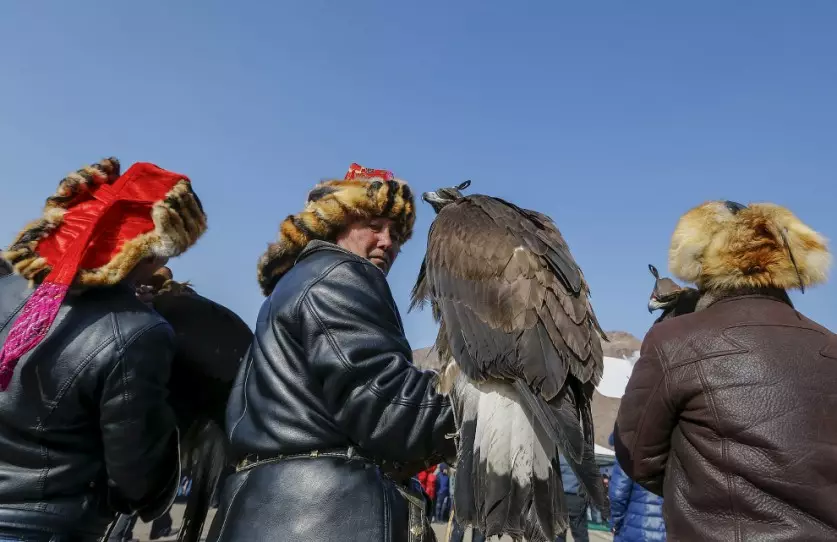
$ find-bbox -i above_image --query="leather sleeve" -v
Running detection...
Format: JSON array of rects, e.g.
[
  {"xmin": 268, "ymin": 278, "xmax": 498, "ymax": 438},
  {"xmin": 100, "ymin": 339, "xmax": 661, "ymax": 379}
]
[
  {"xmin": 613, "ymin": 326, "xmax": 676, "ymax": 496},
  {"xmin": 301, "ymin": 260, "xmax": 456, "ymax": 465},
  {"xmin": 608, "ymin": 460, "xmax": 632, "ymax": 532},
  {"xmin": 100, "ymin": 322, "xmax": 181, "ymax": 520}
]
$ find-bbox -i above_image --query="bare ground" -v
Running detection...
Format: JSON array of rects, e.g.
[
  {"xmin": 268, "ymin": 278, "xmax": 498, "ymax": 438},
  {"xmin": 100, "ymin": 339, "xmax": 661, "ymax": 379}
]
[{"xmin": 132, "ymin": 504, "xmax": 613, "ymax": 541}]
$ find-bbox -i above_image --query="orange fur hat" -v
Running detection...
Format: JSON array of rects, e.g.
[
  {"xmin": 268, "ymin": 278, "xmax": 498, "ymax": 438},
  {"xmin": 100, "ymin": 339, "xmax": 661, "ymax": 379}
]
[
  {"xmin": 257, "ymin": 163, "xmax": 415, "ymax": 296},
  {"xmin": 668, "ymin": 200, "xmax": 830, "ymax": 291}
]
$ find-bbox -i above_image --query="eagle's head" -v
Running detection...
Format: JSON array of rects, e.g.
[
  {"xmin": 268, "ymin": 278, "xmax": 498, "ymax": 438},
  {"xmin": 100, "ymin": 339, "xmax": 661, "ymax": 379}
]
[
  {"xmin": 422, "ymin": 180, "xmax": 471, "ymax": 214},
  {"xmin": 647, "ymin": 263, "xmax": 687, "ymax": 313}
]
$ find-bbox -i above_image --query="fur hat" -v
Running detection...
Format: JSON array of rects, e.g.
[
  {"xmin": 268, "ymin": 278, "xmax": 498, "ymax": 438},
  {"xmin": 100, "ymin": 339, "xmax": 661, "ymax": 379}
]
[
  {"xmin": 669, "ymin": 200, "xmax": 831, "ymax": 291},
  {"xmin": 257, "ymin": 163, "xmax": 415, "ymax": 296},
  {"xmin": 0, "ymin": 158, "xmax": 207, "ymax": 389}
]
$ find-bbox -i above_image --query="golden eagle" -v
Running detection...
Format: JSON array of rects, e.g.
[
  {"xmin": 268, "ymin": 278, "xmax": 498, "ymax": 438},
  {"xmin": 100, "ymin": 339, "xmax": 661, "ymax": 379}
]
[
  {"xmin": 410, "ymin": 181, "xmax": 608, "ymax": 541},
  {"xmin": 647, "ymin": 264, "xmax": 699, "ymax": 322}
]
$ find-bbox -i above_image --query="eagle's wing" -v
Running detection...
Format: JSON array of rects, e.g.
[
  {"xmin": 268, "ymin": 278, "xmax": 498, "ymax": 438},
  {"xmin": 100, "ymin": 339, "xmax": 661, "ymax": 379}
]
[
  {"xmin": 151, "ymin": 288, "xmax": 253, "ymax": 431},
  {"xmin": 150, "ymin": 288, "xmax": 253, "ymax": 542},
  {"xmin": 411, "ymin": 195, "xmax": 607, "ymax": 538},
  {"xmin": 414, "ymin": 194, "xmax": 605, "ymax": 432}
]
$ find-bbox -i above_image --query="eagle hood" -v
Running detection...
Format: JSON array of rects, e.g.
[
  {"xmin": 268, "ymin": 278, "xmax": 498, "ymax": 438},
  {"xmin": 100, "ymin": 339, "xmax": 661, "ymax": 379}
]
[
  {"xmin": 668, "ymin": 200, "xmax": 830, "ymax": 291},
  {"xmin": 256, "ymin": 163, "xmax": 415, "ymax": 296}
]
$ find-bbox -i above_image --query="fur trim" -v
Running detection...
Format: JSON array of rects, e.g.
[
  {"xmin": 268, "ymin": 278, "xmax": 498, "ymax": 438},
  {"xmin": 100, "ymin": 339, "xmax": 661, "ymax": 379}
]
[
  {"xmin": 257, "ymin": 174, "xmax": 415, "ymax": 295},
  {"xmin": 2, "ymin": 158, "xmax": 207, "ymax": 287},
  {"xmin": 669, "ymin": 200, "xmax": 831, "ymax": 291}
]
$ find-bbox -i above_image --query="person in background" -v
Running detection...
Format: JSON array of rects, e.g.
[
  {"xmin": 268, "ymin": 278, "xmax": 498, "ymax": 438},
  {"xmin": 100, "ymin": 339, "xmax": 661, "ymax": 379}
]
[
  {"xmin": 417, "ymin": 465, "xmax": 438, "ymax": 519},
  {"xmin": 555, "ymin": 454, "xmax": 590, "ymax": 542},
  {"xmin": 435, "ymin": 463, "xmax": 451, "ymax": 523},
  {"xmin": 608, "ymin": 433, "xmax": 665, "ymax": 542},
  {"xmin": 588, "ymin": 473, "xmax": 608, "ymax": 525},
  {"xmin": 615, "ymin": 200, "xmax": 837, "ymax": 540},
  {"xmin": 599, "ymin": 474, "xmax": 611, "ymax": 523},
  {"xmin": 0, "ymin": 158, "xmax": 206, "ymax": 541}
]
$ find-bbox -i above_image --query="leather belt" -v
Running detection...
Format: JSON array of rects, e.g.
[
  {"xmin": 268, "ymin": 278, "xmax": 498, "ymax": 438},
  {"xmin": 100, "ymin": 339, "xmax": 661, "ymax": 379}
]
[{"xmin": 235, "ymin": 446, "xmax": 378, "ymax": 472}]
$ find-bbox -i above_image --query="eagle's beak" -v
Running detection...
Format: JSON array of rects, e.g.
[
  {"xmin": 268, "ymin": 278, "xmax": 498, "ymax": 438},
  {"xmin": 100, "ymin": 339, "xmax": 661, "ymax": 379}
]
[
  {"xmin": 422, "ymin": 191, "xmax": 441, "ymax": 204},
  {"xmin": 648, "ymin": 297, "xmax": 663, "ymax": 313}
]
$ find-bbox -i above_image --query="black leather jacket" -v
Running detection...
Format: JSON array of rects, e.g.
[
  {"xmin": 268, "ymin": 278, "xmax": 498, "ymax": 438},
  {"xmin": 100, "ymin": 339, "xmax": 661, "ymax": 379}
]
[
  {"xmin": 0, "ymin": 274, "xmax": 180, "ymax": 540},
  {"xmin": 208, "ymin": 241, "xmax": 455, "ymax": 542}
]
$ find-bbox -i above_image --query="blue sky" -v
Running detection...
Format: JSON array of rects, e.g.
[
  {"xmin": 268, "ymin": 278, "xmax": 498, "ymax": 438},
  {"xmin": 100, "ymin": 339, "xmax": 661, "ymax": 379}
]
[{"xmin": 1, "ymin": 2, "xmax": 835, "ymax": 348}]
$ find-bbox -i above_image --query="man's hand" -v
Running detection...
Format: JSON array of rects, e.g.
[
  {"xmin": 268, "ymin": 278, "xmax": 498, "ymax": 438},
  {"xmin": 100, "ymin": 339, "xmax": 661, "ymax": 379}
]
[{"xmin": 136, "ymin": 285, "xmax": 155, "ymax": 306}]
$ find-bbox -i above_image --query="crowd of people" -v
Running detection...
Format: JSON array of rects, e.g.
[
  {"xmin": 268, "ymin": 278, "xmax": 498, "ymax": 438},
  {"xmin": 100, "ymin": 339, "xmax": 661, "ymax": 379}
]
[
  {"xmin": 0, "ymin": 159, "xmax": 834, "ymax": 542},
  {"xmin": 416, "ymin": 464, "xmax": 452, "ymax": 524}
]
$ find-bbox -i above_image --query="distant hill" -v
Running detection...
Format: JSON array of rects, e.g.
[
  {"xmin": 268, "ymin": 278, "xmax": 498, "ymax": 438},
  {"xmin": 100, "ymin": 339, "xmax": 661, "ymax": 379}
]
[
  {"xmin": 412, "ymin": 330, "xmax": 641, "ymax": 452},
  {"xmin": 602, "ymin": 330, "xmax": 642, "ymax": 359}
]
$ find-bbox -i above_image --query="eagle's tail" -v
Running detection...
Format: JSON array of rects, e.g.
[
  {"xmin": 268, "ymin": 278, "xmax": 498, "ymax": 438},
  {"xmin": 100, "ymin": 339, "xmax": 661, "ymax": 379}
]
[
  {"xmin": 513, "ymin": 380, "xmax": 609, "ymax": 517},
  {"xmin": 452, "ymin": 377, "xmax": 567, "ymax": 542}
]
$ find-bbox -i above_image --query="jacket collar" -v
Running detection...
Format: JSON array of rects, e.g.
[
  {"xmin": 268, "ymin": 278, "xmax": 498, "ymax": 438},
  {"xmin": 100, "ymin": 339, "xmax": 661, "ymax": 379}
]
[
  {"xmin": 695, "ymin": 286, "xmax": 794, "ymax": 312},
  {"xmin": 296, "ymin": 240, "xmax": 370, "ymax": 267}
]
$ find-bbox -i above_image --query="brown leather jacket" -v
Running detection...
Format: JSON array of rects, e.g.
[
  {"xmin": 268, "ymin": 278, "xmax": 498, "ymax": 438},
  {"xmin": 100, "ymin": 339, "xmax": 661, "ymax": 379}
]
[{"xmin": 615, "ymin": 289, "xmax": 837, "ymax": 541}]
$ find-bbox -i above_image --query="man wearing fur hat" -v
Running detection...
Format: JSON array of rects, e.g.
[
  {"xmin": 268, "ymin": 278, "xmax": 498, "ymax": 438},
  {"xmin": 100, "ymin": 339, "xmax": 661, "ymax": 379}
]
[
  {"xmin": 207, "ymin": 164, "xmax": 455, "ymax": 542},
  {"xmin": 614, "ymin": 200, "xmax": 836, "ymax": 541},
  {"xmin": 0, "ymin": 159, "xmax": 207, "ymax": 540}
]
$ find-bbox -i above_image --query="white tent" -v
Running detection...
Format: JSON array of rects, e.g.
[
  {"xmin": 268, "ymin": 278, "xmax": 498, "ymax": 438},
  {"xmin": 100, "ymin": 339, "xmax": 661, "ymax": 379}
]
[{"xmin": 593, "ymin": 354, "xmax": 638, "ymax": 463}]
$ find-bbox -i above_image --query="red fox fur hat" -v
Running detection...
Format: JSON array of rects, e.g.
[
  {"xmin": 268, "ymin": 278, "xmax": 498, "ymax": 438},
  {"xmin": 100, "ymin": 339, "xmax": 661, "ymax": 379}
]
[
  {"xmin": 257, "ymin": 163, "xmax": 415, "ymax": 296},
  {"xmin": 0, "ymin": 158, "xmax": 207, "ymax": 389},
  {"xmin": 669, "ymin": 200, "xmax": 830, "ymax": 292}
]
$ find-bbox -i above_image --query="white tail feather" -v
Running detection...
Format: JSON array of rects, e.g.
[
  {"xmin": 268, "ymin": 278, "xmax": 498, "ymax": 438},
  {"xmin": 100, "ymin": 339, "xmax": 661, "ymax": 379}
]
[
  {"xmin": 452, "ymin": 376, "xmax": 566, "ymax": 541},
  {"xmin": 474, "ymin": 380, "xmax": 540, "ymax": 485}
]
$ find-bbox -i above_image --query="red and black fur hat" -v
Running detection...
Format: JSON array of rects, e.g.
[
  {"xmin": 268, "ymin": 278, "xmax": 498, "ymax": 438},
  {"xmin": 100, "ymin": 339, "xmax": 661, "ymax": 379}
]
[{"xmin": 0, "ymin": 157, "xmax": 207, "ymax": 389}]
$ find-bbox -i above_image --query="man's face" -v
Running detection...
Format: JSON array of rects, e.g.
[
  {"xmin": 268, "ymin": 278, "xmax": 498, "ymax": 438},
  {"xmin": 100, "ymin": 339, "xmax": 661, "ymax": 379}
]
[{"xmin": 335, "ymin": 217, "xmax": 402, "ymax": 275}]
